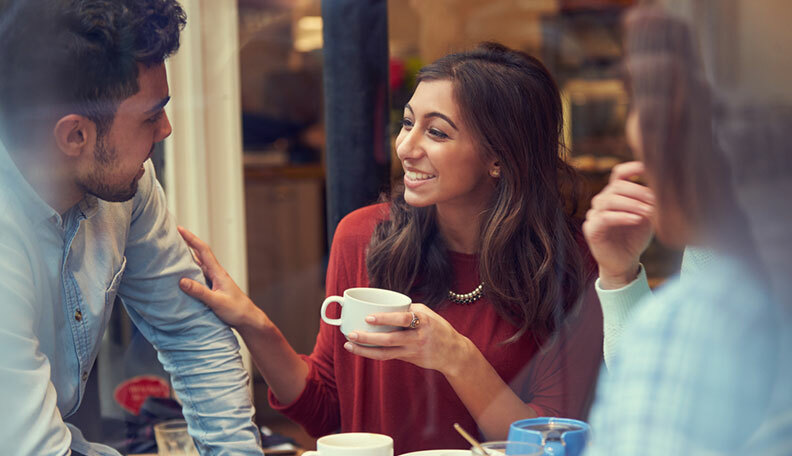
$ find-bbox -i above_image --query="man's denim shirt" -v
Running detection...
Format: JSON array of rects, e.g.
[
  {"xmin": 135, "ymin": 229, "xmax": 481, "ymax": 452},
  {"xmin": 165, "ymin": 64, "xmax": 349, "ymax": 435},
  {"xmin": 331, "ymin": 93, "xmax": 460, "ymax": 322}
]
[{"xmin": 0, "ymin": 139, "xmax": 263, "ymax": 455}]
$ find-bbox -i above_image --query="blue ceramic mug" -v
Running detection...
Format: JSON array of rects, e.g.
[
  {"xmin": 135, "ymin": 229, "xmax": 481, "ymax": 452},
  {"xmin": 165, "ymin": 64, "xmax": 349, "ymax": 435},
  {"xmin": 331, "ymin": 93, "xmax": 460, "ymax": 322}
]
[{"xmin": 508, "ymin": 417, "xmax": 590, "ymax": 456}]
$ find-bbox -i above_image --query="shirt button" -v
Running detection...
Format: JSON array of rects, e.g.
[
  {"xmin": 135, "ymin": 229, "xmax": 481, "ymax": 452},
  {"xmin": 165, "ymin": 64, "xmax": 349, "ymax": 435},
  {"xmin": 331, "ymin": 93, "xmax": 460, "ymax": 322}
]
[
  {"xmin": 82, "ymin": 371, "xmax": 88, "ymax": 382},
  {"xmin": 74, "ymin": 310, "xmax": 82, "ymax": 322}
]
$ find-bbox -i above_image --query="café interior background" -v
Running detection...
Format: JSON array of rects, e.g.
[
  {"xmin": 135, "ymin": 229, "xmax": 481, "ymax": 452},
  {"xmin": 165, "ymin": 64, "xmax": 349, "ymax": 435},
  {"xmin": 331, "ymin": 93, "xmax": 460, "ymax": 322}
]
[{"xmin": 73, "ymin": 0, "xmax": 792, "ymax": 447}]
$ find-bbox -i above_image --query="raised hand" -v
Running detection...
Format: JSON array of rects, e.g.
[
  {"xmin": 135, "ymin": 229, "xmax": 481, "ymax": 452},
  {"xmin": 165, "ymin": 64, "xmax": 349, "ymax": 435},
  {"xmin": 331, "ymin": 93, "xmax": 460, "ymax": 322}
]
[
  {"xmin": 177, "ymin": 226, "xmax": 265, "ymax": 331},
  {"xmin": 583, "ymin": 161, "xmax": 655, "ymax": 289}
]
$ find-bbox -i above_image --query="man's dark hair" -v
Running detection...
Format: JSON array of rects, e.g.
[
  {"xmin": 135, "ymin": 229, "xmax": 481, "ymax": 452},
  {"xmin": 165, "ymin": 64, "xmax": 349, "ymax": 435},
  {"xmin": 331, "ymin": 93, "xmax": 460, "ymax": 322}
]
[{"xmin": 0, "ymin": 0, "xmax": 186, "ymax": 139}]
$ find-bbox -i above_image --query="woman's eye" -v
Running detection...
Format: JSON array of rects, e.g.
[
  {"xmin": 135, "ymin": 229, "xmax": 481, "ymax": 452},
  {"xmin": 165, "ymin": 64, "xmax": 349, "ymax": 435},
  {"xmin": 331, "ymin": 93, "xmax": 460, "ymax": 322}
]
[
  {"xmin": 428, "ymin": 128, "xmax": 449, "ymax": 139},
  {"xmin": 400, "ymin": 117, "xmax": 414, "ymax": 129}
]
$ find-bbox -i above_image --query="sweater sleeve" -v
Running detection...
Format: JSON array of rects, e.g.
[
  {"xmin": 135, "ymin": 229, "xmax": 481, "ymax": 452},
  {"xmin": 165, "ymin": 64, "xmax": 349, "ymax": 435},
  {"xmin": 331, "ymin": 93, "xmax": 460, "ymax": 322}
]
[
  {"xmin": 595, "ymin": 264, "xmax": 652, "ymax": 368},
  {"xmin": 596, "ymin": 247, "xmax": 712, "ymax": 368},
  {"xmin": 267, "ymin": 350, "xmax": 341, "ymax": 437},
  {"xmin": 266, "ymin": 228, "xmax": 350, "ymax": 437},
  {"xmin": 520, "ymin": 283, "xmax": 604, "ymax": 419},
  {"xmin": 267, "ymin": 205, "xmax": 385, "ymax": 437}
]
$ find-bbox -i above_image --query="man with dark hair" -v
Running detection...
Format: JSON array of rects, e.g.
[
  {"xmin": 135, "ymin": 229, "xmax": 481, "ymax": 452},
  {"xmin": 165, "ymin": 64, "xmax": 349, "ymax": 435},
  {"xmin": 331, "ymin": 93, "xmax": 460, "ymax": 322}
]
[{"xmin": 0, "ymin": 1, "xmax": 264, "ymax": 454}]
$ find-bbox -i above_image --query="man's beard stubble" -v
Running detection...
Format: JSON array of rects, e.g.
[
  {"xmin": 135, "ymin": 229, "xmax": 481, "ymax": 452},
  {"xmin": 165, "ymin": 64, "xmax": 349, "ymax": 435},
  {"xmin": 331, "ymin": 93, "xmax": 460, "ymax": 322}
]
[{"xmin": 76, "ymin": 135, "xmax": 140, "ymax": 203}]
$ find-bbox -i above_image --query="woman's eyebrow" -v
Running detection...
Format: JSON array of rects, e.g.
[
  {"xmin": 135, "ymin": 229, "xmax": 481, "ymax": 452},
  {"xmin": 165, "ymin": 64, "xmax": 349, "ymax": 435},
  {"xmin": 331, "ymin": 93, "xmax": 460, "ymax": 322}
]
[
  {"xmin": 426, "ymin": 112, "xmax": 458, "ymax": 131},
  {"xmin": 405, "ymin": 103, "xmax": 458, "ymax": 131}
]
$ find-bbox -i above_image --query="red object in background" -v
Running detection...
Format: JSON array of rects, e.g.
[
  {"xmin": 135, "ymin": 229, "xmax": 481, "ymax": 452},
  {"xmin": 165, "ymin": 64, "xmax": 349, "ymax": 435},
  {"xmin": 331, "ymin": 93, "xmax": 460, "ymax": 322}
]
[
  {"xmin": 113, "ymin": 375, "xmax": 171, "ymax": 415},
  {"xmin": 390, "ymin": 58, "xmax": 405, "ymax": 92}
]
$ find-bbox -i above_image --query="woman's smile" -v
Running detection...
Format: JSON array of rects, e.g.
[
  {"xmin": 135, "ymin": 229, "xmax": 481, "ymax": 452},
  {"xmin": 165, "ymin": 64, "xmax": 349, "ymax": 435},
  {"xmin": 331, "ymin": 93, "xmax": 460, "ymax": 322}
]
[{"xmin": 403, "ymin": 169, "xmax": 437, "ymax": 188}]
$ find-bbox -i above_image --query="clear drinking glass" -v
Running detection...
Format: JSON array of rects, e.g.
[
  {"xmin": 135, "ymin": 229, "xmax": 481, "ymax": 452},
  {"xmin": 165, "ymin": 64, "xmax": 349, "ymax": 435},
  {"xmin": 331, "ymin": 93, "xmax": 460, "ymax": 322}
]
[
  {"xmin": 471, "ymin": 441, "xmax": 544, "ymax": 456},
  {"xmin": 154, "ymin": 419, "xmax": 199, "ymax": 456}
]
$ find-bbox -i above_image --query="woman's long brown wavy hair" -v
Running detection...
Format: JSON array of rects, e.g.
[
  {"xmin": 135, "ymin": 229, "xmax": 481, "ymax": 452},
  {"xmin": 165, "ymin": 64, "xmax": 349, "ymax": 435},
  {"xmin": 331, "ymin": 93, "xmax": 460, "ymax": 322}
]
[{"xmin": 366, "ymin": 42, "xmax": 588, "ymax": 342}]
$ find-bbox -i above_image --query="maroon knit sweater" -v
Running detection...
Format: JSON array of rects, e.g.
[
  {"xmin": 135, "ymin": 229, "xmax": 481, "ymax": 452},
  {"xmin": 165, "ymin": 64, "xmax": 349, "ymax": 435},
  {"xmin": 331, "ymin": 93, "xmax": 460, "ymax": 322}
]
[{"xmin": 269, "ymin": 203, "xmax": 603, "ymax": 454}]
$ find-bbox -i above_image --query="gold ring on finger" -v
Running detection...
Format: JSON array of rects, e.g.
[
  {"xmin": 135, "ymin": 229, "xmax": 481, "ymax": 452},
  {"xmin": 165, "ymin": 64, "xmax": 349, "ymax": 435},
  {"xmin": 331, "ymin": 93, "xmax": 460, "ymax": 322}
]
[{"xmin": 409, "ymin": 311, "xmax": 420, "ymax": 329}]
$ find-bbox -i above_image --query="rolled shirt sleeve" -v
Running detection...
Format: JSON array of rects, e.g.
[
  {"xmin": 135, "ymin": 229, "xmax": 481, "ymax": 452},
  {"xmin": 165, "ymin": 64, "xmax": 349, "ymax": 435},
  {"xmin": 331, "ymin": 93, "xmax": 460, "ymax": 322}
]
[{"xmin": 117, "ymin": 162, "xmax": 262, "ymax": 454}]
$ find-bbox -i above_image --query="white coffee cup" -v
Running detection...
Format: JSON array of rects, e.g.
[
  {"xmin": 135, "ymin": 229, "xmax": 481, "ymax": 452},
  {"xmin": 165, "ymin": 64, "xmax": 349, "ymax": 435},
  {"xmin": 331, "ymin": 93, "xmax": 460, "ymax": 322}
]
[
  {"xmin": 321, "ymin": 288, "xmax": 411, "ymax": 342},
  {"xmin": 303, "ymin": 432, "xmax": 394, "ymax": 456}
]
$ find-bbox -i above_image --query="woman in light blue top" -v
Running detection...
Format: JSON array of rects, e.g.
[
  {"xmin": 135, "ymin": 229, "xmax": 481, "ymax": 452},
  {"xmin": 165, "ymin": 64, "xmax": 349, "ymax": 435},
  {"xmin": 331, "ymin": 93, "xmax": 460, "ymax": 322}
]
[
  {"xmin": 583, "ymin": 157, "xmax": 714, "ymax": 366},
  {"xmin": 583, "ymin": 6, "xmax": 791, "ymax": 455}
]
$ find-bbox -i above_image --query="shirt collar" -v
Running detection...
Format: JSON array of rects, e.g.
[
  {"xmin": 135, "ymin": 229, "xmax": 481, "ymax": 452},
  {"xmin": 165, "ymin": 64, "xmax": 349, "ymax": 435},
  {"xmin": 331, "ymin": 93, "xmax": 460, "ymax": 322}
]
[
  {"xmin": 0, "ymin": 136, "xmax": 60, "ymax": 225},
  {"xmin": 78, "ymin": 194, "xmax": 99, "ymax": 219}
]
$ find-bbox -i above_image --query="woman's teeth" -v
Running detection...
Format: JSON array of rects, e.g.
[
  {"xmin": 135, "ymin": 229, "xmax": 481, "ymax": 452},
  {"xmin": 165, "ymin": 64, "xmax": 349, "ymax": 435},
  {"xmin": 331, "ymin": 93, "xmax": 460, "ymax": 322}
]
[{"xmin": 406, "ymin": 170, "xmax": 436, "ymax": 181}]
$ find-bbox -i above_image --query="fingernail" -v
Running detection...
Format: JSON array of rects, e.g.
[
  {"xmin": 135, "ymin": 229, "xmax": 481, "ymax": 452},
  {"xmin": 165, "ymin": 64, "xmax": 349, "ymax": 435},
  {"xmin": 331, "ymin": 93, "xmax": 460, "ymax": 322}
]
[
  {"xmin": 365, "ymin": 316, "xmax": 375, "ymax": 323},
  {"xmin": 347, "ymin": 332, "xmax": 358, "ymax": 340},
  {"xmin": 343, "ymin": 342, "xmax": 353, "ymax": 351},
  {"xmin": 179, "ymin": 278, "xmax": 189, "ymax": 290}
]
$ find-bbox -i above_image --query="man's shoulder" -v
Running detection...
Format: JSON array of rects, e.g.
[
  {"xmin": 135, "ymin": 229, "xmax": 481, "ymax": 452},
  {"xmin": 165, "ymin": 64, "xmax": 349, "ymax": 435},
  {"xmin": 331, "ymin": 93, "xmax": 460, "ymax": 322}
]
[
  {"xmin": 0, "ymin": 183, "xmax": 39, "ymax": 248},
  {"xmin": 0, "ymin": 187, "xmax": 40, "ymax": 304},
  {"xmin": 129, "ymin": 159, "xmax": 160, "ymax": 210},
  {"xmin": 93, "ymin": 160, "xmax": 159, "ymax": 224}
]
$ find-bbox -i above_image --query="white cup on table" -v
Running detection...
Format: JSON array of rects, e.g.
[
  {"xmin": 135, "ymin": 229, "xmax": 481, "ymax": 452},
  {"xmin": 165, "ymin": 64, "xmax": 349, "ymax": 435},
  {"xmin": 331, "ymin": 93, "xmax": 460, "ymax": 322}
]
[
  {"xmin": 302, "ymin": 432, "xmax": 394, "ymax": 456},
  {"xmin": 321, "ymin": 287, "xmax": 411, "ymax": 345}
]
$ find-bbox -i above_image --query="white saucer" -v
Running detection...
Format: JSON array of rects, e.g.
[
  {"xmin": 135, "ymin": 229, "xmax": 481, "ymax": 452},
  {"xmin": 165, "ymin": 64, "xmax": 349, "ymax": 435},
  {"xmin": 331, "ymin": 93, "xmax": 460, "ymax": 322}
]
[{"xmin": 399, "ymin": 450, "xmax": 470, "ymax": 456}]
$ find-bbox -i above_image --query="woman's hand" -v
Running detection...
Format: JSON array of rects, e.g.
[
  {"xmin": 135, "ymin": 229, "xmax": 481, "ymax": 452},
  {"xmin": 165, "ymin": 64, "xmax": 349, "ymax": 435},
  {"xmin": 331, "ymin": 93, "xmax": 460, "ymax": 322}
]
[
  {"xmin": 343, "ymin": 303, "xmax": 474, "ymax": 378},
  {"xmin": 178, "ymin": 227, "xmax": 311, "ymax": 404},
  {"xmin": 583, "ymin": 161, "xmax": 655, "ymax": 289},
  {"xmin": 177, "ymin": 226, "xmax": 266, "ymax": 332},
  {"xmin": 349, "ymin": 303, "xmax": 543, "ymax": 440}
]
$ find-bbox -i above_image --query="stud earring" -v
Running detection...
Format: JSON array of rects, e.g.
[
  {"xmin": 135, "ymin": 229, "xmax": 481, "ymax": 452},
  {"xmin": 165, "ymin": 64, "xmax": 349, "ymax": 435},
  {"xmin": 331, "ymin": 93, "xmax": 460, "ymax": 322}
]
[{"xmin": 489, "ymin": 168, "xmax": 501, "ymax": 178}]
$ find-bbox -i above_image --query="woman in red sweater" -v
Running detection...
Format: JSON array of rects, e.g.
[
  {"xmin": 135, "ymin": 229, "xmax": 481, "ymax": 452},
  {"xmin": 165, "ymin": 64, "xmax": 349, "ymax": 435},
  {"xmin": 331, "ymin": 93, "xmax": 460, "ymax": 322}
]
[{"xmin": 178, "ymin": 42, "xmax": 602, "ymax": 454}]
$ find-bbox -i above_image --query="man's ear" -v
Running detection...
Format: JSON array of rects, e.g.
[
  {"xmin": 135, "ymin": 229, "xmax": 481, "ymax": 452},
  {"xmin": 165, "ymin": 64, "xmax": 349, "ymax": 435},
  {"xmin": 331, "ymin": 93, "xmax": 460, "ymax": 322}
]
[{"xmin": 53, "ymin": 114, "xmax": 95, "ymax": 158}]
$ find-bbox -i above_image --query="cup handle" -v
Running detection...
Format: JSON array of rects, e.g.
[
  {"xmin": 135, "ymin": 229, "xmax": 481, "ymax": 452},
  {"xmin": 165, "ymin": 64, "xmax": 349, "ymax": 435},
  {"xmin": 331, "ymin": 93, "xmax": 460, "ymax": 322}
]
[
  {"xmin": 320, "ymin": 296, "xmax": 343, "ymax": 326},
  {"xmin": 544, "ymin": 441, "xmax": 565, "ymax": 456}
]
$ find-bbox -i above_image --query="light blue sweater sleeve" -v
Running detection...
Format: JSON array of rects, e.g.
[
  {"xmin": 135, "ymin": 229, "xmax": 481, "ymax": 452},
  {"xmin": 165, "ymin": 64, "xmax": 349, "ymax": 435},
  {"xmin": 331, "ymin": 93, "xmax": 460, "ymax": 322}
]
[
  {"xmin": 595, "ymin": 265, "xmax": 651, "ymax": 367},
  {"xmin": 596, "ymin": 247, "xmax": 714, "ymax": 367}
]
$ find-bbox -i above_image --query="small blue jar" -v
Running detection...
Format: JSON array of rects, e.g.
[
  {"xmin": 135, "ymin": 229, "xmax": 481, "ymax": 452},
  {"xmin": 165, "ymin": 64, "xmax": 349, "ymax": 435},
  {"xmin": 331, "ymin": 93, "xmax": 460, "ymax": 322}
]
[{"xmin": 507, "ymin": 417, "xmax": 590, "ymax": 456}]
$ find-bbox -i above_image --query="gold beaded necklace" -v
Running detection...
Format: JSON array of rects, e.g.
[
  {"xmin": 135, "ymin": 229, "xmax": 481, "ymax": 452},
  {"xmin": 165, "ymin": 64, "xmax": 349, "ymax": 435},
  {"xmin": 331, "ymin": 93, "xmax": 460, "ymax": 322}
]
[{"xmin": 448, "ymin": 282, "xmax": 485, "ymax": 304}]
